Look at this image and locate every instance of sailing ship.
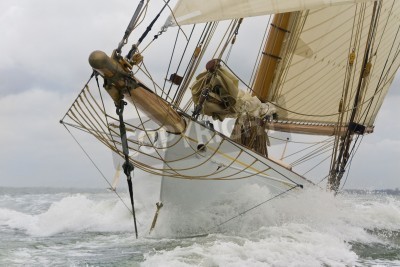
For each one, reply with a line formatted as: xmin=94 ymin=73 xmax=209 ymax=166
xmin=61 ymin=0 xmax=400 ymax=237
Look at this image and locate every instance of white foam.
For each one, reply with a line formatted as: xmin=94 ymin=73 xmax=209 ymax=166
xmin=1 ymin=184 xmax=399 ymax=266
xmin=142 ymin=187 xmax=400 ymax=266
xmin=0 ymin=194 xmax=139 ymax=236
xmin=143 ymin=226 xmax=358 ymax=267
xmin=345 ymin=194 xmax=400 ymax=231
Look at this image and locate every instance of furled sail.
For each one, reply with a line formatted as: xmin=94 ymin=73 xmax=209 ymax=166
xmin=190 ymin=66 xmax=275 ymax=121
xmin=166 ymin=0 xmax=374 ymax=27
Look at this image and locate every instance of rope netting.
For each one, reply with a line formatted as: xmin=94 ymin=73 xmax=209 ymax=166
xmin=61 ymin=75 xmax=308 ymax=189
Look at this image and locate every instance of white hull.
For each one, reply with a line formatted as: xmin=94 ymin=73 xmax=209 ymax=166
xmin=152 ymin=119 xmax=314 ymax=235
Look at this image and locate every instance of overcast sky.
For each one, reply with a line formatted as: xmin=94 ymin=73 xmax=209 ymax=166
xmin=0 ymin=0 xmax=399 ymax=189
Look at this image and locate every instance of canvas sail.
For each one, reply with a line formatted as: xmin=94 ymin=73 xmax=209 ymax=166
xmin=269 ymin=0 xmax=400 ymax=131
xmin=168 ymin=0 xmax=399 ymax=135
xmin=166 ymin=0 xmax=374 ymax=27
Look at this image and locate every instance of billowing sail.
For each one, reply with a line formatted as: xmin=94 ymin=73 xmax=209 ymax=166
xmin=166 ymin=0 xmax=374 ymax=27
xmin=168 ymin=0 xmax=399 ymax=136
xmin=268 ymin=0 xmax=400 ymax=134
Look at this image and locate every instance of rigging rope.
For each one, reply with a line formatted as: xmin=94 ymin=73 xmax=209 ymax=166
xmin=206 ymin=185 xmax=300 ymax=234
xmin=116 ymin=0 xmax=145 ymax=54
xmin=61 ymin=123 xmax=139 ymax=224
xmin=161 ymin=28 xmax=180 ymax=99
xmin=62 ymin=75 xmax=308 ymax=186
xmin=163 ymin=0 xmax=189 ymax=41
xmin=173 ymin=22 xmax=217 ymax=107
xmin=329 ymin=1 xmax=382 ymax=192
xmin=126 ymin=0 xmax=171 ymax=60
xmin=337 ymin=135 xmax=364 ymax=193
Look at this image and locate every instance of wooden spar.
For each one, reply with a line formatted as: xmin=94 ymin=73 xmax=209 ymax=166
xmin=124 ymin=86 xmax=186 ymax=134
xmin=252 ymin=13 xmax=292 ymax=102
xmin=266 ymin=122 xmax=374 ymax=136
xmin=88 ymin=50 xmax=186 ymax=134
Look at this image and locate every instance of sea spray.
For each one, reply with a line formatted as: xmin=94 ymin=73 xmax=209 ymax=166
xmin=0 ymin=186 xmax=399 ymax=266
xmin=0 ymin=194 xmax=135 ymax=236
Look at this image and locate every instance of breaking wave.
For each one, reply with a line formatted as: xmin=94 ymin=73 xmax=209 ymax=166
xmin=0 ymin=194 xmax=135 ymax=236
xmin=0 ymin=185 xmax=399 ymax=266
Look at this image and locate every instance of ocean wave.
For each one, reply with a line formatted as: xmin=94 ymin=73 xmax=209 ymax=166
xmin=0 ymin=187 xmax=399 ymax=266
xmin=143 ymin=187 xmax=400 ymax=266
xmin=143 ymin=226 xmax=358 ymax=267
xmin=1 ymin=188 xmax=399 ymax=239
xmin=0 ymin=194 xmax=136 ymax=236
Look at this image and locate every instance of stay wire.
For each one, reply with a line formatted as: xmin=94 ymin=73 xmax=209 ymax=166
xmin=290 ymin=141 xmax=334 ymax=166
xmin=282 ymin=138 xmax=335 ymax=161
xmin=126 ymin=0 xmax=171 ymax=59
xmin=94 ymin=74 xmax=122 ymax=157
xmin=338 ymin=135 xmax=364 ymax=193
xmin=301 ymin=154 xmax=332 ymax=176
xmin=162 ymin=0 xmax=188 ymax=41
xmin=206 ymin=185 xmax=300 ymax=233
xmin=171 ymin=24 xmax=198 ymax=103
xmin=161 ymin=28 xmax=180 ymax=99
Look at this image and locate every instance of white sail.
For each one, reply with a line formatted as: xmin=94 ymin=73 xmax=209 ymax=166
xmin=270 ymin=0 xmax=400 ymax=129
xmin=166 ymin=0 xmax=400 ymax=132
xmin=166 ymin=0 xmax=374 ymax=27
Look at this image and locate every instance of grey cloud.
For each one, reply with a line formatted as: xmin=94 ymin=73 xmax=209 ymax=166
xmin=0 ymin=66 xmax=80 ymax=96
xmin=0 ymin=0 xmax=139 ymax=96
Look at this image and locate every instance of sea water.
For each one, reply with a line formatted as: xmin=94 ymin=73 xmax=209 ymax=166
xmin=0 ymin=185 xmax=399 ymax=267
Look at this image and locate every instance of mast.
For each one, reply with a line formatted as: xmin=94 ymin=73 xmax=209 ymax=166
xmin=252 ymin=13 xmax=292 ymax=102
xmin=328 ymin=1 xmax=380 ymax=192
xmin=231 ymin=13 xmax=292 ymax=156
